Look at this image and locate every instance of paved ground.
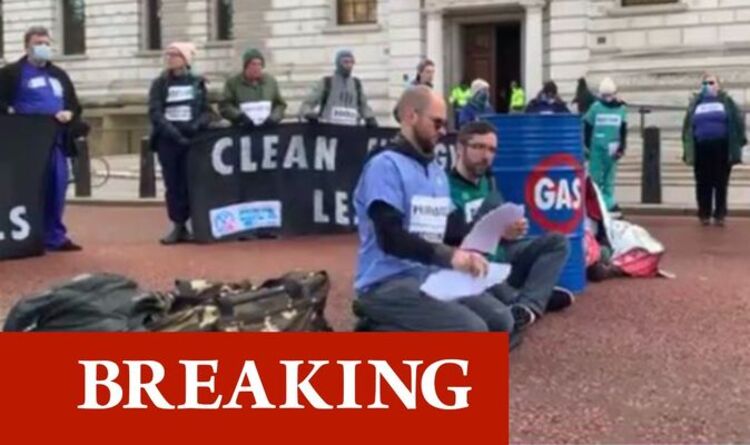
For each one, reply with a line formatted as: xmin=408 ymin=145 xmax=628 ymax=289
xmin=1 ymin=206 xmax=749 ymax=444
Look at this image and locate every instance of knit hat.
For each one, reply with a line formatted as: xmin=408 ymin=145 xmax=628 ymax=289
xmin=243 ymin=48 xmax=265 ymax=68
xmin=470 ymin=79 xmax=490 ymax=97
xmin=166 ymin=42 xmax=196 ymax=66
xmin=335 ymin=49 xmax=355 ymax=66
xmin=599 ymin=77 xmax=617 ymax=96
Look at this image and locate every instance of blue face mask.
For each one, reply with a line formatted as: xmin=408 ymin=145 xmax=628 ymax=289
xmin=30 ymin=44 xmax=52 ymax=62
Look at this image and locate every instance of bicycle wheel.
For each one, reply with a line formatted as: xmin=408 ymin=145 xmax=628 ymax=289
xmin=90 ymin=157 xmax=111 ymax=188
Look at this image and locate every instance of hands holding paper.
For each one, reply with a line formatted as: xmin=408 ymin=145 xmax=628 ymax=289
xmin=451 ymin=249 xmax=489 ymax=277
xmin=503 ymin=218 xmax=529 ymax=241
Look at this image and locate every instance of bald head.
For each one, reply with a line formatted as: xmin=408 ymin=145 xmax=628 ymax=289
xmin=397 ymin=85 xmax=447 ymax=154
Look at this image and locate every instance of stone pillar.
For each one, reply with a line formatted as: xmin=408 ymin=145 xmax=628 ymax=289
xmin=425 ymin=8 xmax=444 ymax=96
xmin=523 ymin=0 xmax=545 ymax=97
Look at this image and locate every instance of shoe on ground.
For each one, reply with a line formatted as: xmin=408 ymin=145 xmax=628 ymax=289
xmin=700 ymin=218 xmax=711 ymax=227
xmin=547 ymin=286 xmax=575 ymax=312
xmin=160 ymin=224 xmax=189 ymax=245
xmin=714 ymin=218 xmax=725 ymax=227
xmin=511 ymin=305 xmax=537 ymax=330
xmin=50 ymin=239 xmax=83 ymax=252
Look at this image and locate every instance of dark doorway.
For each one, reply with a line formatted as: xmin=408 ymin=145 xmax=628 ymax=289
xmin=463 ymin=22 xmax=521 ymax=113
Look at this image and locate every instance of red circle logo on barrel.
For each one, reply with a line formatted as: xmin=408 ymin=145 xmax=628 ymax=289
xmin=524 ymin=153 xmax=584 ymax=234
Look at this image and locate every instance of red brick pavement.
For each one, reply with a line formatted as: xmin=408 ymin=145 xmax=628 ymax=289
xmin=1 ymin=206 xmax=749 ymax=443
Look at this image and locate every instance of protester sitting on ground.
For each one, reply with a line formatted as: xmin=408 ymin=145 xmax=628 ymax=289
xmin=0 ymin=26 xmax=83 ymax=252
xmin=219 ymin=48 xmax=287 ymax=129
xmin=681 ymin=73 xmax=745 ymax=227
xmin=584 ymin=77 xmax=628 ymax=217
xmin=148 ymin=42 xmax=214 ymax=245
xmin=444 ymin=121 xmax=574 ymax=330
xmin=457 ymin=79 xmax=495 ymax=128
xmin=299 ymin=49 xmax=377 ymax=127
xmin=510 ymin=80 xmax=526 ymax=113
xmin=525 ymin=81 xmax=571 ymax=114
xmin=351 ymin=86 xmax=514 ymax=334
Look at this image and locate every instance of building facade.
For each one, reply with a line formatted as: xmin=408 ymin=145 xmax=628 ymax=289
xmin=1 ymin=0 xmax=748 ymax=154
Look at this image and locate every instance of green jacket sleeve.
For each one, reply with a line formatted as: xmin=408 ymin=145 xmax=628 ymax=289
xmin=299 ymin=79 xmax=325 ymax=118
xmin=270 ymin=78 xmax=287 ymax=123
xmin=219 ymin=79 xmax=243 ymax=123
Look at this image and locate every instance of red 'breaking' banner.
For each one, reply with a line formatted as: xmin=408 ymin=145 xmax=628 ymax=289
xmin=0 ymin=333 xmax=509 ymax=444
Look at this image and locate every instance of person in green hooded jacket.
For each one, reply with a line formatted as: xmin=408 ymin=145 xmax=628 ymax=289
xmin=682 ymin=73 xmax=746 ymax=227
xmin=220 ymin=48 xmax=287 ymax=128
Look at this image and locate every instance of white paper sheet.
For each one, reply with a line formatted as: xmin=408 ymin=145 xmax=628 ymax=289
xmin=241 ymin=101 xmax=272 ymax=126
xmin=460 ymin=203 xmax=525 ymax=254
xmin=420 ymin=263 xmax=512 ymax=302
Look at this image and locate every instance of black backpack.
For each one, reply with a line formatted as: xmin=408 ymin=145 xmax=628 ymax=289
xmin=319 ymin=75 xmax=364 ymax=117
xmin=2 ymin=274 xmax=154 ymax=332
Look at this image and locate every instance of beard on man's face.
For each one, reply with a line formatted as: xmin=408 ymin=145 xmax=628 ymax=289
xmin=414 ymin=127 xmax=437 ymax=155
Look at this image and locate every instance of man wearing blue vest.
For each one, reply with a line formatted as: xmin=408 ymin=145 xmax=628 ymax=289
xmin=352 ymin=86 xmax=514 ymax=334
xmin=0 ymin=26 xmax=83 ymax=251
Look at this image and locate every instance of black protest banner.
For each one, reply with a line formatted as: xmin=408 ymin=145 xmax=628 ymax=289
xmin=188 ymin=123 xmax=457 ymax=243
xmin=0 ymin=115 xmax=58 ymax=260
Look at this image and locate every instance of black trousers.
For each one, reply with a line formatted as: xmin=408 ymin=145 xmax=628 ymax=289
xmin=694 ymin=138 xmax=732 ymax=220
xmin=157 ymin=140 xmax=190 ymax=224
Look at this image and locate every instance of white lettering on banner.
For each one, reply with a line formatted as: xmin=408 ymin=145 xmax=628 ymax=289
xmin=534 ymin=177 xmax=582 ymax=211
xmin=50 ymin=78 xmax=64 ymax=98
xmin=209 ymin=201 xmax=282 ymax=239
xmin=240 ymin=101 xmax=272 ymax=126
xmin=28 ymin=77 xmax=46 ymax=89
xmin=282 ymin=135 xmax=309 ymax=170
xmin=262 ymin=136 xmax=279 ymax=170
xmin=211 ymin=135 xmax=338 ymax=176
xmin=212 ymin=137 xmax=234 ymax=175
xmin=695 ymin=102 xmax=726 ymax=115
xmin=409 ymin=196 xmax=452 ymax=243
xmin=165 ymin=105 xmax=192 ymax=122
xmin=78 ymin=359 xmax=472 ymax=411
xmin=434 ymin=143 xmax=457 ymax=170
xmin=595 ymin=114 xmax=622 ymax=127
xmin=166 ymin=86 xmax=194 ymax=103
xmin=330 ymin=107 xmax=359 ymax=126
xmin=313 ymin=189 xmax=352 ymax=226
xmin=367 ymin=138 xmax=390 ymax=152
xmin=10 ymin=206 xmax=31 ymax=241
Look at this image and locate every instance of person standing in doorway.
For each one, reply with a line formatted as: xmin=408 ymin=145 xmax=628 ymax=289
xmin=0 ymin=26 xmax=83 ymax=251
xmin=509 ymin=81 xmax=526 ymax=113
xmin=458 ymin=79 xmax=495 ymax=128
xmin=682 ymin=73 xmax=746 ymax=227
xmin=584 ymin=77 xmax=628 ymax=216
xmin=449 ymin=78 xmax=472 ymax=129
xmin=148 ymin=42 xmax=214 ymax=244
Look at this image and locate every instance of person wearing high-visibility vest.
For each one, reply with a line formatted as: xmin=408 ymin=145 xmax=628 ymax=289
xmin=510 ymin=81 xmax=526 ymax=113
xmin=449 ymin=78 xmax=472 ymax=129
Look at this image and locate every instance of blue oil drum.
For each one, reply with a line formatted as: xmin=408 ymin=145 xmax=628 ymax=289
xmin=483 ymin=114 xmax=586 ymax=293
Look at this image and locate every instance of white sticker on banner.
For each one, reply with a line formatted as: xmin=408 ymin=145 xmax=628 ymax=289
xmin=695 ymin=102 xmax=726 ymax=115
xmin=49 ymin=78 xmax=64 ymax=98
xmin=595 ymin=114 xmax=622 ymax=127
xmin=28 ymin=77 xmax=46 ymax=89
xmin=241 ymin=101 xmax=272 ymax=126
xmin=165 ymin=105 xmax=192 ymax=122
xmin=167 ymin=85 xmax=195 ymax=103
xmin=210 ymin=201 xmax=282 ymax=239
xmin=330 ymin=107 xmax=359 ymax=126
xmin=409 ymin=196 xmax=452 ymax=243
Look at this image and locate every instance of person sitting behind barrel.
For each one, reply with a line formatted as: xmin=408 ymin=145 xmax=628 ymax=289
xmin=219 ymin=48 xmax=287 ymax=129
xmin=299 ymin=49 xmax=378 ymax=127
xmin=352 ymin=86 xmax=513 ymax=334
xmin=443 ymin=121 xmax=574 ymax=331
xmin=0 ymin=26 xmax=84 ymax=252
xmin=525 ymin=81 xmax=571 ymax=114
xmin=148 ymin=42 xmax=214 ymax=245
xmin=457 ymin=79 xmax=495 ymax=128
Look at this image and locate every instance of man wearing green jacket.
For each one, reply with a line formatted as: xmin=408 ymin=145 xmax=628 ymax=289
xmin=220 ymin=48 xmax=287 ymax=128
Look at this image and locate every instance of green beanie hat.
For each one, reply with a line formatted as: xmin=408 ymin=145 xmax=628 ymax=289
xmin=243 ymin=48 xmax=265 ymax=69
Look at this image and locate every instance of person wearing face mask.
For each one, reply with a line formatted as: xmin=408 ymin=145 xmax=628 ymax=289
xmin=457 ymin=79 xmax=495 ymax=128
xmin=525 ymin=81 xmax=571 ymax=114
xmin=0 ymin=26 xmax=83 ymax=252
xmin=682 ymin=74 xmax=746 ymax=227
xmin=148 ymin=42 xmax=215 ymax=245
xmin=299 ymin=49 xmax=377 ymax=127
xmin=219 ymin=48 xmax=287 ymax=129
xmin=584 ymin=77 xmax=628 ymax=216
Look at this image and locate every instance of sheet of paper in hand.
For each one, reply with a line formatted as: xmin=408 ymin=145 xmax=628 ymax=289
xmin=461 ymin=203 xmax=525 ymax=254
xmin=420 ymin=263 xmax=512 ymax=302
xmin=241 ymin=101 xmax=272 ymax=126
